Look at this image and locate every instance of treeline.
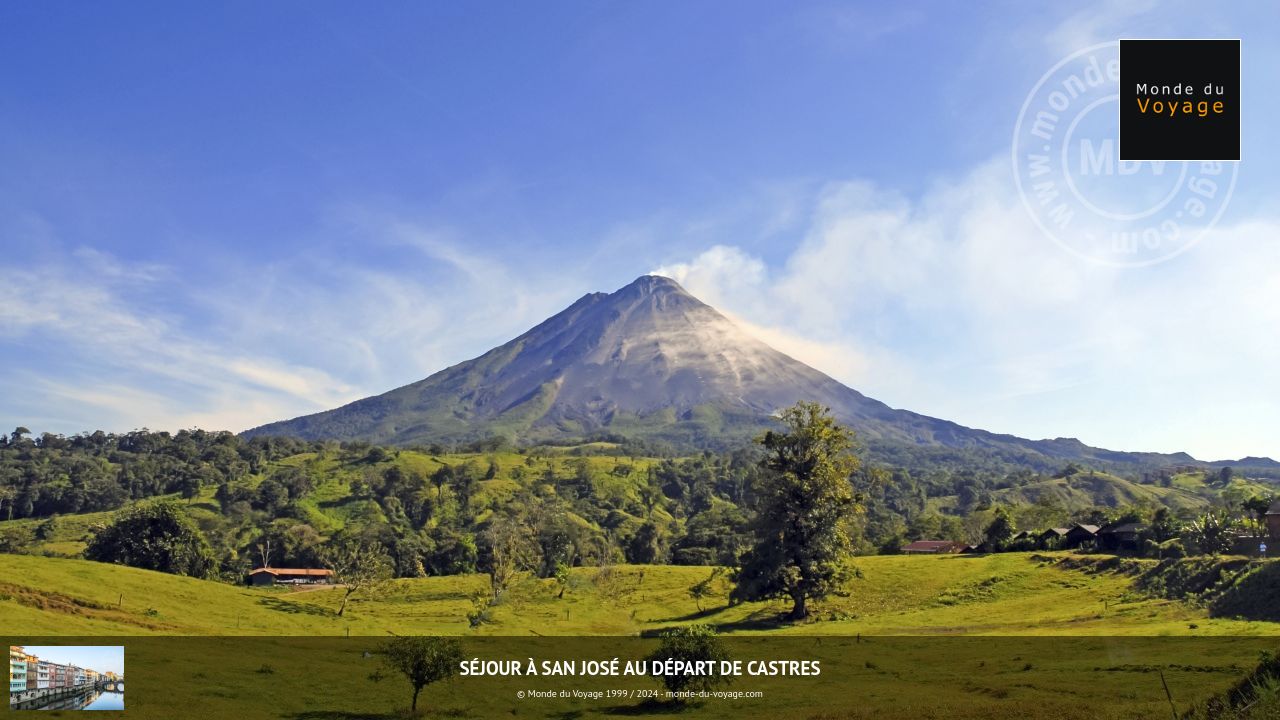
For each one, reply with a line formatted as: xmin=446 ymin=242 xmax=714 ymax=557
xmin=861 ymin=471 xmax=1275 ymax=557
xmin=1 ymin=425 xmax=1276 ymax=587
xmin=0 ymin=427 xmax=318 ymax=521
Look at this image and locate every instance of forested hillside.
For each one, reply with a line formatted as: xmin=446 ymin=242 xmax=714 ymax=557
xmin=2 ymin=426 xmax=1276 ymax=586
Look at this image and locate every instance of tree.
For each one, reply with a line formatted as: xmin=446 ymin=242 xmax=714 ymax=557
xmin=430 ymin=465 xmax=453 ymax=502
xmin=1218 ymin=466 xmax=1235 ymax=486
xmin=688 ymin=567 xmax=725 ymax=612
xmin=380 ymin=636 xmax=463 ymax=712
xmin=454 ymin=464 xmax=481 ymax=511
xmin=480 ymin=513 xmax=538 ymax=600
xmin=84 ymin=501 xmax=215 ymax=577
xmin=983 ymin=508 xmax=1016 ymax=552
xmin=1184 ymin=509 xmax=1236 ymax=556
xmin=326 ymin=537 xmax=393 ymax=617
xmin=1149 ymin=507 xmax=1182 ymax=542
xmin=731 ymin=402 xmax=860 ymax=620
xmin=645 ymin=625 xmax=731 ymax=699
xmin=257 ymin=521 xmax=326 ymax=569
xmin=254 ymin=477 xmax=288 ymax=515
xmin=179 ymin=470 xmax=203 ymax=504
xmin=626 ymin=521 xmax=669 ymax=564
xmin=1243 ymin=496 xmax=1275 ymax=536
xmin=0 ymin=486 xmax=15 ymax=522
xmin=553 ymin=561 xmax=571 ymax=599
xmin=34 ymin=515 xmax=59 ymax=541
xmin=0 ymin=525 xmax=33 ymax=553
xmin=637 ymin=479 xmax=666 ymax=520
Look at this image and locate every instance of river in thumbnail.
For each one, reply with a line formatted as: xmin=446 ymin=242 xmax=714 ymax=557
xmin=22 ymin=687 xmax=124 ymax=711
xmin=83 ymin=688 xmax=125 ymax=710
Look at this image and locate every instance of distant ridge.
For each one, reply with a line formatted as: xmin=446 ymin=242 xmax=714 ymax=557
xmin=244 ymin=275 xmax=1271 ymax=471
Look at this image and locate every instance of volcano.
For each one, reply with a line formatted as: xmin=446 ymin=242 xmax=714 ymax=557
xmin=243 ymin=275 xmax=1206 ymax=469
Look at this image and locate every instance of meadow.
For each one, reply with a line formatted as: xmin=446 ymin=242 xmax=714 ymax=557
xmin=4 ymin=551 xmax=1279 ymax=637
xmin=5 ymin=441 xmax=1279 ymax=717
xmin=6 ymin=553 xmax=1280 ymax=718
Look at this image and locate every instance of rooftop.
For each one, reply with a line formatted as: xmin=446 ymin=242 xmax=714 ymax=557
xmin=1100 ymin=522 xmax=1147 ymax=534
xmin=248 ymin=567 xmax=333 ymax=576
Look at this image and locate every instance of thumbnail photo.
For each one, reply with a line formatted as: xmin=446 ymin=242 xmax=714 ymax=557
xmin=9 ymin=646 xmax=124 ymax=711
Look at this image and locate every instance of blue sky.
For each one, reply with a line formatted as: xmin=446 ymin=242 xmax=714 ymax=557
xmin=1 ymin=1 xmax=1277 ymax=460
xmin=18 ymin=646 xmax=124 ymax=676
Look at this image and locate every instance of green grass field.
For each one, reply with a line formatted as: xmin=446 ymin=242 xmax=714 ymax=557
xmin=7 ymin=553 xmax=1280 ymax=719
xmin=4 ymin=552 xmax=1278 ymax=638
xmin=5 ymin=451 xmax=1279 ymax=718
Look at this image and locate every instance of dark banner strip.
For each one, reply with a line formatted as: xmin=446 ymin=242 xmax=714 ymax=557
xmin=6 ymin=636 xmax=1277 ymax=719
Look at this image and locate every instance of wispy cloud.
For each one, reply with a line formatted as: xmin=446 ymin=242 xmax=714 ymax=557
xmin=653 ymin=158 xmax=1280 ymax=461
xmin=0 ymin=250 xmax=362 ymax=432
xmin=0 ymin=214 xmax=578 ymax=436
xmin=644 ymin=1 xmax=1277 ymax=461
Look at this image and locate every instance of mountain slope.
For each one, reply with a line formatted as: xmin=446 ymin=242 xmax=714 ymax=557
xmin=243 ymin=275 xmax=1243 ymax=469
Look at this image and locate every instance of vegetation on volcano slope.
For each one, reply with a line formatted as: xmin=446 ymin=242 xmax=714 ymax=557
xmin=1 ymin=428 xmax=1276 ymax=593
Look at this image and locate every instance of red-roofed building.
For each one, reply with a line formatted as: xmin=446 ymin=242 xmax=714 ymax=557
xmin=247 ymin=567 xmax=334 ymax=586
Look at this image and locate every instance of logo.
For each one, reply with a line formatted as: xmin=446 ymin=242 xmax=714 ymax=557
xmin=1119 ymin=39 xmax=1240 ymax=161
xmin=1013 ymin=42 xmax=1237 ymax=267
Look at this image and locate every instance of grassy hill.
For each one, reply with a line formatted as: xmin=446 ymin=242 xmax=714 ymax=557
xmin=8 ymin=553 xmax=1280 ymax=719
xmin=5 ymin=552 xmax=1280 ymax=637
xmin=926 ymin=467 xmax=1275 ymax=517
xmin=991 ymin=470 xmax=1207 ymax=510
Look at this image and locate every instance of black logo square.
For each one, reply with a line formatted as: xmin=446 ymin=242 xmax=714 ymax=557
xmin=1120 ymin=39 xmax=1240 ymax=161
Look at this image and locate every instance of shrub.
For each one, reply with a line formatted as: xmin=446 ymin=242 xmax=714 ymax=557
xmin=84 ymin=501 xmax=215 ymax=577
xmin=645 ymin=624 xmax=732 ymax=698
xmin=1159 ymin=538 xmax=1187 ymax=559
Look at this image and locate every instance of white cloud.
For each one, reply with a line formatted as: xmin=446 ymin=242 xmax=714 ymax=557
xmin=653 ymin=157 xmax=1280 ymax=461
xmin=0 ymin=253 xmax=363 ymax=433
xmin=3 ymin=173 xmax=1273 ymax=461
xmin=655 ymin=245 xmax=876 ymax=383
xmin=653 ymin=245 xmax=768 ymax=301
xmin=0 ymin=215 xmax=581 ymax=436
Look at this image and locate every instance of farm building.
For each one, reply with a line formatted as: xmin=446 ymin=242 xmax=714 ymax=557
xmin=1268 ymin=500 xmax=1280 ymax=540
xmin=1097 ymin=522 xmax=1147 ymax=552
xmin=247 ymin=567 xmax=334 ymax=586
xmin=1038 ymin=528 xmax=1069 ymax=548
xmin=1063 ymin=524 xmax=1101 ymax=549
